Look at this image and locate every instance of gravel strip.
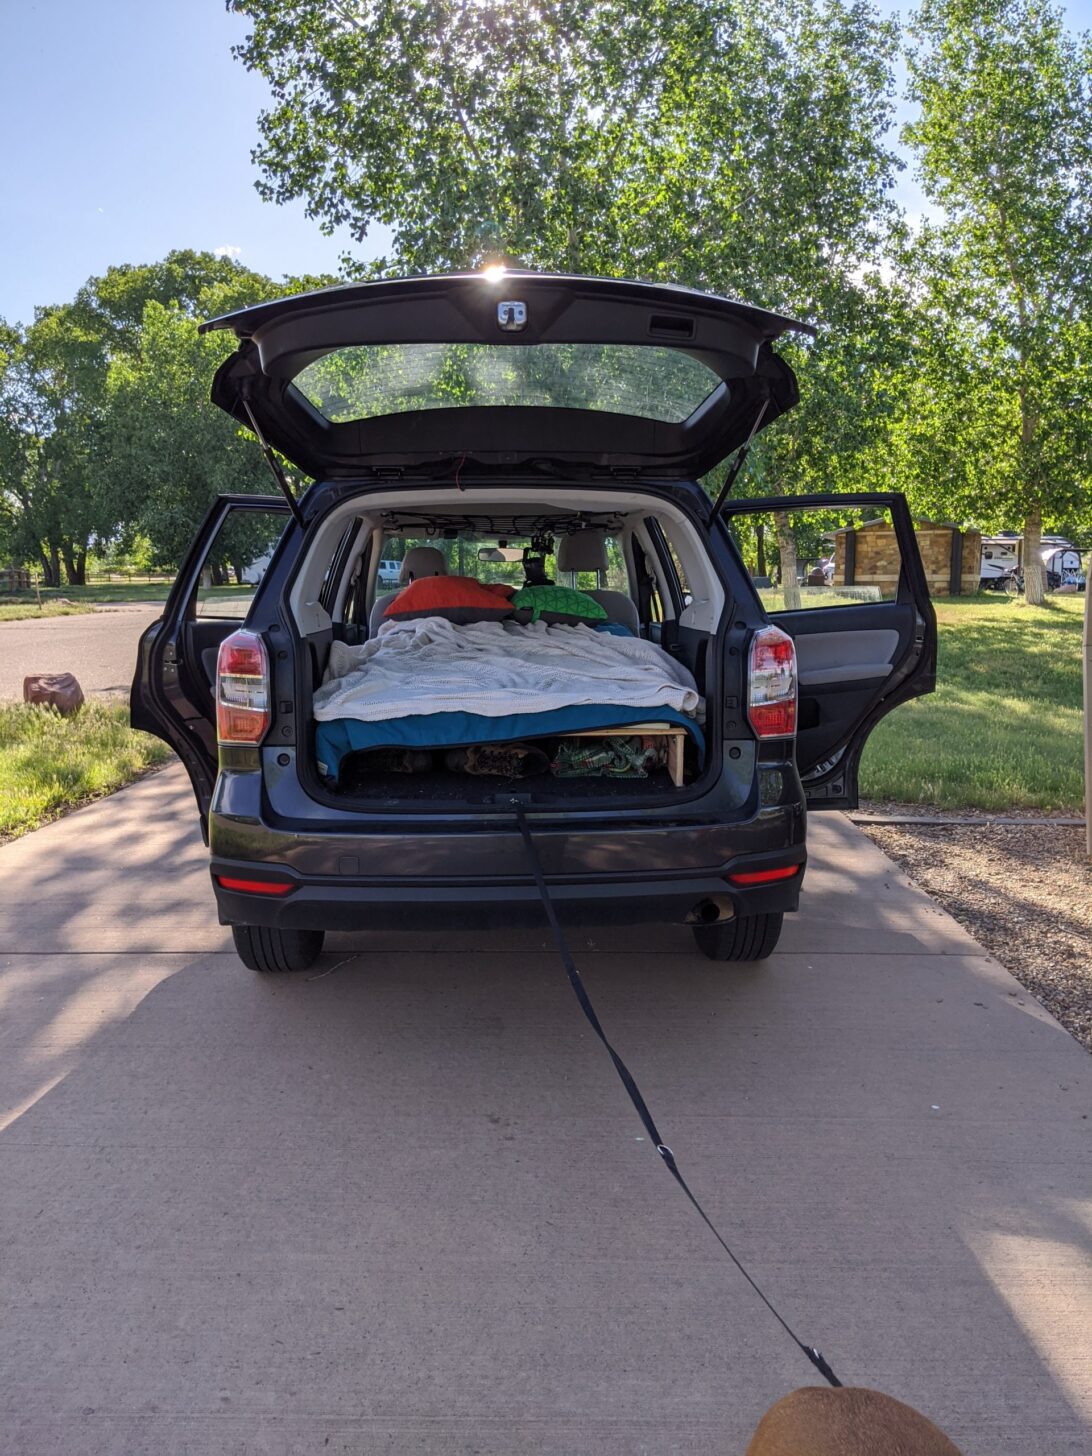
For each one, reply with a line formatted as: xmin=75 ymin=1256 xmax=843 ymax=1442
xmin=861 ymin=820 xmax=1092 ymax=1053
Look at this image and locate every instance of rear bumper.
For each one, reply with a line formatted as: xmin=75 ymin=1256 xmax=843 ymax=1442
xmin=211 ymin=860 xmax=804 ymax=931
xmin=208 ymin=799 xmax=807 ymax=931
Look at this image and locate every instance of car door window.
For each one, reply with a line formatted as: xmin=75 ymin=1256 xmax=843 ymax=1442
xmin=719 ymin=493 xmax=937 ymax=809
xmin=729 ymin=504 xmax=917 ymax=611
xmin=131 ymin=496 xmax=292 ymax=824
xmin=189 ymin=507 xmax=288 ymax=619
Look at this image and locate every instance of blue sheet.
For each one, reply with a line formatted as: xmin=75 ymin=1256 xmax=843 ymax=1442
xmin=315 ymin=705 xmax=704 ymax=781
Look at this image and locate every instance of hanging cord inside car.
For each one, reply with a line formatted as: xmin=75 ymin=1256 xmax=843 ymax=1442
xmin=513 ymin=805 xmax=843 ymax=1389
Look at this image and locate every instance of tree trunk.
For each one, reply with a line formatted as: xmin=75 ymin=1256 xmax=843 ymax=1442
xmin=38 ymin=549 xmax=56 ymax=587
xmin=47 ymin=543 xmax=62 ymax=589
xmin=232 ymin=562 xmax=244 ymax=585
xmin=1023 ymin=506 xmax=1045 ymax=606
xmin=774 ymin=510 xmax=802 ymax=611
xmin=62 ymin=543 xmax=87 ymax=587
xmin=756 ymin=519 xmax=766 ymax=579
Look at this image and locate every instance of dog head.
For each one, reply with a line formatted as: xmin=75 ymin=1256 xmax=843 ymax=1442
xmin=746 ymin=1386 xmax=962 ymax=1456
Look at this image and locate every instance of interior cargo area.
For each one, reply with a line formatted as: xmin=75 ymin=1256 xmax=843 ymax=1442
xmin=284 ymin=486 xmax=724 ymax=807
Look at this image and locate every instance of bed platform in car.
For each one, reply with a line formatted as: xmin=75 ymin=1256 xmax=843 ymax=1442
xmin=314 ymin=705 xmax=703 ymax=786
xmin=559 ymin=722 xmax=688 ymax=787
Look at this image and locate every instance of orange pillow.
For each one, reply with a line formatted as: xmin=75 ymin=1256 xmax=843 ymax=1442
xmin=383 ymin=575 xmax=515 ymax=624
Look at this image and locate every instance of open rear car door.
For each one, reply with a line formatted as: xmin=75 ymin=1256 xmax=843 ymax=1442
xmin=719 ymin=492 xmax=937 ymax=809
xmin=130 ymin=495 xmax=291 ymax=835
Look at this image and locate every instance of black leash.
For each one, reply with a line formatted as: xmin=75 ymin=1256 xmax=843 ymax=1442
xmin=514 ymin=806 xmax=843 ymax=1389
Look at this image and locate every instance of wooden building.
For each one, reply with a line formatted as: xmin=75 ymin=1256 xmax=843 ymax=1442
xmin=0 ymin=566 xmax=32 ymax=593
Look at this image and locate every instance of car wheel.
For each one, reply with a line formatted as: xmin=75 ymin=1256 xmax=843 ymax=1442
xmin=692 ymin=913 xmax=783 ymax=963
xmin=232 ymin=924 xmax=325 ymax=973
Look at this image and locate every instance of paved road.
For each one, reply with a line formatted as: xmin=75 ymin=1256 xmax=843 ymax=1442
xmin=0 ymin=605 xmax=163 ymax=700
xmin=1 ymin=767 xmax=1089 ymax=1455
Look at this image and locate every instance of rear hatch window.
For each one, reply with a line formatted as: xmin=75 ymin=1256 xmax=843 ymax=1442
xmin=294 ymin=342 xmax=721 ymax=425
xmin=202 ymin=272 xmax=813 ymax=482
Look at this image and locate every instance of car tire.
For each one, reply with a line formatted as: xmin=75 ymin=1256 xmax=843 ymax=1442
xmin=232 ymin=924 xmax=325 ymax=973
xmin=692 ymin=913 xmax=783 ymax=963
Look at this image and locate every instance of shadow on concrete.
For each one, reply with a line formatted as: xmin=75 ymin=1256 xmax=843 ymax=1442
xmin=0 ymin=770 xmax=1089 ymax=1454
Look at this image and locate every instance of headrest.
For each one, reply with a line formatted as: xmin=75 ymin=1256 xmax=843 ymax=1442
xmin=399 ymin=546 xmax=447 ymax=583
xmin=556 ymin=531 xmax=608 ymax=574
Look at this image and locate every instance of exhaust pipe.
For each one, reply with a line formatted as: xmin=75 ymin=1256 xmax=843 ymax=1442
xmin=686 ymin=896 xmax=736 ymax=926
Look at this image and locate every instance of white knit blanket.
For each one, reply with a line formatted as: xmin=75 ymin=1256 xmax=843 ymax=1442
xmin=314 ymin=618 xmax=701 ymax=722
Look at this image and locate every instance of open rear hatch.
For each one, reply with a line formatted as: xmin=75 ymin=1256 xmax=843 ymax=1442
xmin=200 ymin=271 xmax=813 ymax=482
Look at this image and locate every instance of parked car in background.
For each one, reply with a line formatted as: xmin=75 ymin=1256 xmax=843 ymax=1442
xmin=377 ymin=558 xmax=402 ymax=586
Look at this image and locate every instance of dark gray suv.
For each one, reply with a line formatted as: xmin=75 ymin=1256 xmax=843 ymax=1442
xmin=132 ymin=272 xmax=936 ymax=973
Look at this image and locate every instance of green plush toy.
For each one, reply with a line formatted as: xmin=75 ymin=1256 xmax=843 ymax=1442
xmin=509 ymin=584 xmax=608 ymax=624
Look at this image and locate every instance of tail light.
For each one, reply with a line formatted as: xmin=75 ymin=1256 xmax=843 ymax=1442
xmin=215 ymin=875 xmax=292 ymax=896
xmin=727 ymin=863 xmax=801 ymax=886
xmin=747 ymin=625 xmax=797 ymax=738
xmin=216 ymin=629 xmax=271 ymax=745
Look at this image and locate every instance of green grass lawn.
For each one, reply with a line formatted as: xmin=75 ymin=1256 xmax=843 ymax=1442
xmin=860 ymin=593 xmax=1086 ymax=810
xmin=2 ymin=579 xmax=174 ymax=605
xmin=0 ymin=702 xmax=172 ymax=840
xmin=0 ymin=582 xmax=255 ymax=619
xmin=0 ymin=600 xmax=95 ymax=622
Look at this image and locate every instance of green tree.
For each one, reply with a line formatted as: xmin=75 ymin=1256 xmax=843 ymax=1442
xmin=230 ymin=1 xmax=900 ymax=294
xmin=231 ymin=0 xmax=907 ymax=604
xmin=98 ymin=263 xmax=338 ymax=569
xmin=0 ymin=253 xmax=337 ymax=583
xmin=0 ymin=320 xmax=85 ymax=586
xmin=102 ymin=296 xmax=279 ymax=572
xmin=742 ymin=274 xmax=915 ymax=604
xmin=903 ymin=0 xmax=1092 ymax=602
xmin=0 ymin=252 xmax=293 ymax=584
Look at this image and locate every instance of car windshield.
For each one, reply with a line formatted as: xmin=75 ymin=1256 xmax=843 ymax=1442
xmin=379 ymin=535 xmax=630 ymax=593
xmin=293 ymin=342 xmax=723 ymax=425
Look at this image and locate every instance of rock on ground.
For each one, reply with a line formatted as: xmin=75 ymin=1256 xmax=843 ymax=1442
xmin=23 ymin=672 xmax=85 ymax=715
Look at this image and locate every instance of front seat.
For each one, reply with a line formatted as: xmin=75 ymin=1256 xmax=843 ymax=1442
xmin=556 ymin=532 xmax=640 ymax=633
xmin=369 ymin=546 xmax=447 ymax=633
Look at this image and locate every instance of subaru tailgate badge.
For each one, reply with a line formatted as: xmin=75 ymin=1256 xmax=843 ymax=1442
xmin=497 ymin=300 xmax=527 ymax=331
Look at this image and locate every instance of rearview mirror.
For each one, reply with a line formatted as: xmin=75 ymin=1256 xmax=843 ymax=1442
xmin=478 ymin=546 xmax=525 ymax=563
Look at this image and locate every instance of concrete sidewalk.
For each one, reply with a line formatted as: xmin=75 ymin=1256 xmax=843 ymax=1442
xmin=0 ymin=766 xmax=1089 ymax=1455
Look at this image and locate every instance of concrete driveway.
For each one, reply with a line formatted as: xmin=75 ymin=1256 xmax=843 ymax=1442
xmin=0 ymin=606 xmax=162 ymax=700
xmin=1 ymin=766 xmax=1089 ymax=1455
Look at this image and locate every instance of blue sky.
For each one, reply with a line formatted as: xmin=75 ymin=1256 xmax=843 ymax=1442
xmin=0 ymin=0 xmax=376 ymax=325
xmin=2 ymin=0 xmax=1089 ymax=326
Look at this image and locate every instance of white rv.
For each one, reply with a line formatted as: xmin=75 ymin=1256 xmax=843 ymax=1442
xmin=979 ymin=534 xmax=1021 ymax=585
xmin=980 ymin=533 xmax=1085 ymax=589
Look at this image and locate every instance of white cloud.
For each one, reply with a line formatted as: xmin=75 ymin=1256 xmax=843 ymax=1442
xmin=214 ymin=244 xmax=242 ymax=259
